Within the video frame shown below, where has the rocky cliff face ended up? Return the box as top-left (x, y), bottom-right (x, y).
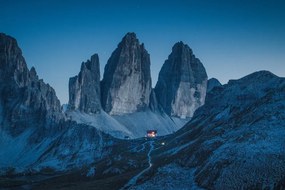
top-left (0, 33), bottom-right (62, 135)
top-left (101, 32), bottom-right (152, 115)
top-left (69, 54), bottom-right (101, 114)
top-left (0, 33), bottom-right (117, 175)
top-left (155, 41), bottom-right (208, 118)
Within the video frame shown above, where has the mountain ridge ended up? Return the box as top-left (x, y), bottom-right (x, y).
top-left (1, 32), bottom-right (284, 189)
top-left (132, 70), bottom-right (285, 189)
top-left (155, 41), bottom-right (208, 119)
top-left (67, 33), bottom-right (202, 138)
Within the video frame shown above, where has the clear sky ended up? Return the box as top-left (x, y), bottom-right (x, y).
top-left (1, 0), bottom-right (284, 104)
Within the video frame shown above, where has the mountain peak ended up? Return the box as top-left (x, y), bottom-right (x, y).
top-left (155, 42), bottom-right (207, 118)
top-left (124, 32), bottom-right (137, 38)
top-left (173, 41), bottom-right (185, 47)
top-left (0, 32), bottom-right (15, 41)
top-left (0, 33), bottom-right (20, 53)
top-left (29, 66), bottom-right (39, 80)
top-left (246, 70), bottom-right (277, 79)
top-left (0, 33), bottom-right (30, 87)
top-left (0, 33), bottom-right (23, 62)
top-left (69, 54), bottom-right (101, 113)
top-left (228, 70), bottom-right (278, 86)
top-left (101, 32), bottom-right (151, 115)
top-left (81, 53), bottom-right (99, 71)
top-left (0, 33), bottom-right (62, 135)
top-left (172, 41), bottom-right (193, 54)
top-left (120, 32), bottom-right (139, 46)
top-left (207, 78), bottom-right (222, 92)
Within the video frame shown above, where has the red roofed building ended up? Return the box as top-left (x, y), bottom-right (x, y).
top-left (146, 130), bottom-right (157, 138)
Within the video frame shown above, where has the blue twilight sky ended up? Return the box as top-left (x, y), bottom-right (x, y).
top-left (1, 0), bottom-right (284, 104)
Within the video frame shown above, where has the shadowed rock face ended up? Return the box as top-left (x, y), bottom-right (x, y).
top-left (132, 71), bottom-right (285, 190)
top-left (0, 33), bottom-right (62, 135)
top-left (207, 78), bottom-right (222, 93)
top-left (0, 34), bottom-right (119, 174)
top-left (155, 42), bottom-right (208, 119)
top-left (101, 32), bottom-right (152, 115)
top-left (69, 54), bottom-right (101, 114)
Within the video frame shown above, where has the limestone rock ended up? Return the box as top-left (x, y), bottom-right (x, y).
top-left (0, 33), bottom-right (62, 135)
top-left (155, 41), bottom-right (208, 118)
top-left (69, 54), bottom-right (101, 113)
top-left (101, 32), bottom-right (152, 115)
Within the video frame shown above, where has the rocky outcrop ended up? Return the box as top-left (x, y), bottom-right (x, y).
top-left (101, 32), bottom-right (152, 115)
top-left (155, 41), bottom-right (208, 118)
top-left (145, 71), bottom-right (285, 189)
top-left (66, 33), bottom-right (186, 138)
top-left (0, 33), bottom-right (118, 176)
top-left (0, 33), bottom-right (62, 135)
top-left (69, 54), bottom-right (101, 114)
top-left (207, 78), bottom-right (222, 92)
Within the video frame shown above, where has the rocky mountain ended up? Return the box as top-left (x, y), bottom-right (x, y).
top-left (0, 32), bottom-right (155, 188)
top-left (12, 70), bottom-right (284, 189)
top-left (101, 32), bottom-right (152, 115)
top-left (0, 33), bottom-right (119, 179)
top-left (0, 33), bottom-right (63, 136)
top-left (155, 41), bottom-right (208, 119)
top-left (207, 77), bottom-right (221, 92)
top-left (131, 71), bottom-right (285, 189)
top-left (2, 33), bottom-right (284, 190)
top-left (66, 33), bottom-right (185, 139)
top-left (69, 54), bottom-right (101, 114)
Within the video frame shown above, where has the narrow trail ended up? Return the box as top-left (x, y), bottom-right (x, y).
top-left (130, 141), bottom-right (148, 153)
top-left (121, 140), bottom-right (155, 190)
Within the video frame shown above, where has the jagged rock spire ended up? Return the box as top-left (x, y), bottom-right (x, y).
top-left (69, 54), bottom-right (101, 113)
top-left (155, 41), bottom-right (208, 118)
top-left (101, 32), bottom-right (152, 115)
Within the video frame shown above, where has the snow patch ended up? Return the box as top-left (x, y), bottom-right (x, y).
top-left (66, 110), bottom-right (132, 139)
top-left (68, 109), bottom-right (185, 139)
top-left (113, 110), bottom-right (183, 138)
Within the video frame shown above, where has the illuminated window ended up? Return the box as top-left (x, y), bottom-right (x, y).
top-left (147, 130), bottom-right (157, 138)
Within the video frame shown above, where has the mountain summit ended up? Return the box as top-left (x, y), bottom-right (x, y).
top-left (0, 33), bottom-right (62, 135)
top-left (101, 32), bottom-right (152, 115)
top-left (155, 41), bottom-right (208, 118)
top-left (66, 33), bottom-right (186, 139)
top-left (0, 33), bottom-right (118, 176)
top-left (69, 54), bottom-right (101, 114)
